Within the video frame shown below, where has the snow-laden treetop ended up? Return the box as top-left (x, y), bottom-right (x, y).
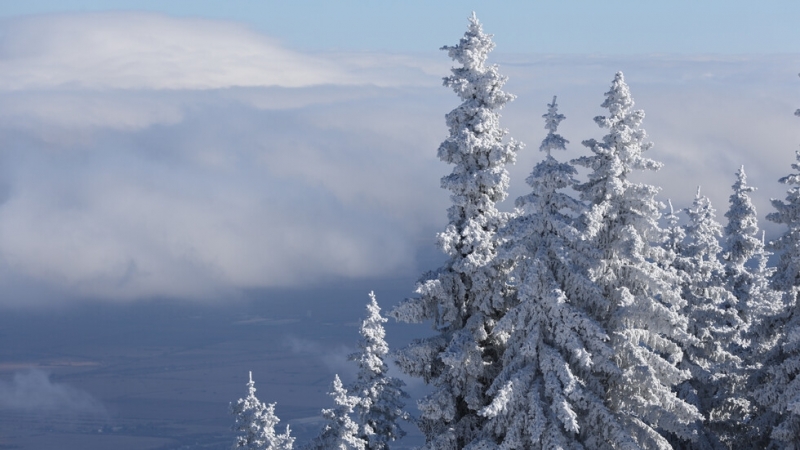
top-left (539, 96), bottom-right (569, 156)
top-left (439, 12), bottom-right (514, 110)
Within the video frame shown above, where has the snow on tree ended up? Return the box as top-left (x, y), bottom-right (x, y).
top-left (390, 12), bottom-right (522, 449)
top-left (476, 96), bottom-right (638, 449)
top-left (662, 200), bottom-right (686, 269)
top-left (723, 167), bottom-right (783, 356)
top-left (768, 151), bottom-right (800, 297)
top-left (231, 371), bottom-right (294, 450)
top-left (750, 149), bottom-right (800, 447)
top-left (348, 292), bottom-right (409, 450)
top-left (671, 188), bottom-right (746, 449)
top-left (305, 375), bottom-right (368, 450)
top-left (722, 166), bottom-right (784, 446)
top-left (725, 167), bottom-right (763, 273)
top-left (571, 71), bottom-right (701, 448)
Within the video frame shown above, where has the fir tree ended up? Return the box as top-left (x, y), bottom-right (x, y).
top-left (306, 375), bottom-right (368, 450)
top-left (231, 371), bottom-right (294, 450)
top-left (723, 167), bottom-right (784, 359)
top-left (672, 189), bottom-right (746, 449)
top-left (349, 292), bottom-right (409, 450)
top-left (391, 13), bottom-right (522, 449)
top-left (480, 96), bottom-right (638, 449)
top-left (723, 167), bottom-right (783, 446)
top-left (768, 151), bottom-right (800, 298)
top-left (751, 150), bottom-right (800, 448)
top-left (572, 72), bottom-right (701, 448)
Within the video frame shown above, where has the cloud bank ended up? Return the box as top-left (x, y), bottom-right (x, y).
top-left (0, 12), bottom-right (444, 91)
top-left (0, 12), bottom-right (798, 306)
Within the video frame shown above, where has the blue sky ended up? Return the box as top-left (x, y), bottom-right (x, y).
top-left (0, 3), bottom-right (797, 306)
top-left (2, 1), bottom-right (800, 54)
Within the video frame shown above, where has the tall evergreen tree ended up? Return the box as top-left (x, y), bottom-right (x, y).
top-left (723, 167), bottom-right (783, 446)
top-left (231, 372), bottom-right (295, 450)
top-left (349, 292), bottom-right (409, 450)
top-left (768, 151), bottom-right (800, 298)
top-left (672, 189), bottom-right (745, 449)
top-left (571, 72), bottom-right (700, 448)
top-left (480, 96), bottom-right (637, 449)
top-left (751, 150), bottom-right (800, 448)
top-left (391, 13), bottom-right (522, 449)
top-left (723, 167), bottom-right (784, 357)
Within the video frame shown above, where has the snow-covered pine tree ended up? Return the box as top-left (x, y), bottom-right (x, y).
top-left (571, 71), bottom-right (701, 448)
top-left (750, 150), bottom-right (800, 447)
top-left (231, 371), bottom-right (294, 450)
top-left (722, 166), bottom-right (784, 446)
top-left (767, 151), bottom-right (800, 300)
top-left (672, 188), bottom-right (746, 449)
top-left (390, 13), bottom-right (522, 450)
top-left (723, 167), bottom-right (784, 358)
top-left (349, 292), bottom-right (408, 450)
top-left (305, 375), bottom-right (367, 450)
top-left (479, 96), bottom-right (637, 449)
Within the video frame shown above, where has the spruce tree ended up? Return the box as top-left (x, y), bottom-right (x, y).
top-left (480, 96), bottom-right (637, 449)
top-left (231, 372), bottom-right (294, 450)
top-left (391, 13), bottom-right (521, 449)
top-left (349, 292), bottom-right (409, 449)
top-left (750, 150), bottom-right (800, 447)
top-left (767, 151), bottom-right (800, 298)
top-left (571, 72), bottom-right (700, 448)
top-left (723, 167), bottom-right (784, 360)
top-left (722, 167), bottom-right (783, 446)
top-left (672, 189), bottom-right (746, 449)
top-left (306, 375), bottom-right (368, 450)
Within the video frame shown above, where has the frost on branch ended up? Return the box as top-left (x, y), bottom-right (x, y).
top-left (230, 372), bottom-right (294, 450)
top-left (390, 12), bottom-right (521, 449)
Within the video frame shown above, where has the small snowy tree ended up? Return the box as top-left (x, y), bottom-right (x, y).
top-left (306, 375), bottom-right (367, 450)
top-left (672, 189), bottom-right (746, 449)
top-left (391, 13), bottom-right (522, 449)
top-left (571, 71), bottom-right (701, 447)
top-left (480, 96), bottom-right (637, 449)
top-left (349, 292), bottom-right (409, 449)
top-left (231, 371), bottom-right (294, 450)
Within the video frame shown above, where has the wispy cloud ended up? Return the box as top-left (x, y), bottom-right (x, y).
top-left (0, 369), bottom-right (106, 416)
top-left (0, 12), bottom-right (444, 92)
top-left (0, 13), bottom-right (348, 90)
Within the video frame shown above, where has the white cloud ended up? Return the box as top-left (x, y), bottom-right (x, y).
top-left (0, 12), bottom-right (444, 92)
top-left (0, 13), bottom-right (349, 90)
top-left (0, 12), bottom-right (798, 306)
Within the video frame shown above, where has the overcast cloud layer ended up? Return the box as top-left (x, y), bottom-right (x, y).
top-left (0, 12), bottom-right (798, 306)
